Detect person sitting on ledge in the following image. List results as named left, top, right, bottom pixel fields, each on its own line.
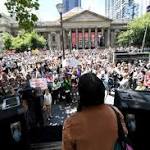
left=62, top=72, right=127, bottom=150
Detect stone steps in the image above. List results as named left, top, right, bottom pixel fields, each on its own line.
left=31, top=141, right=61, bottom=150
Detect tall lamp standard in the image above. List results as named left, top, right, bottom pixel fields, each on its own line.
left=141, top=5, right=150, bottom=52
left=56, top=3, right=65, bottom=59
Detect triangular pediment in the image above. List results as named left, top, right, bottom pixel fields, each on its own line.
left=63, top=10, right=112, bottom=23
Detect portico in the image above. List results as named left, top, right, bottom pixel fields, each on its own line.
left=62, top=9, right=113, bottom=49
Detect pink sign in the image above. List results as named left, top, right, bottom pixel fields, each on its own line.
left=72, top=32, right=76, bottom=48
left=78, top=32, right=83, bottom=48
left=91, top=32, right=95, bottom=48
left=144, top=71, right=150, bottom=88
left=30, top=78, right=48, bottom=90
left=84, top=32, right=88, bottom=48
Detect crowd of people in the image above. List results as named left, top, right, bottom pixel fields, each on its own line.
left=0, top=48, right=149, bottom=126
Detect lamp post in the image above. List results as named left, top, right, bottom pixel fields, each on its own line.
left=141, top=5, right=150, bottom=52
left=56, top=3, right=65, bottom=59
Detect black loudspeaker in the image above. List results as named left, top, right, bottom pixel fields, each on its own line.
left=0, top=104, right=29, bottom=150
left=114, top=90, right=150, bottom=150
left=114, top=89, right=150, bottom=112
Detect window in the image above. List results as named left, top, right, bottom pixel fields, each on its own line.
left=128, top=0, right=133, bottom=6
left=75, top=0, right=78, bottom=6
left=116, top=12, right=120, bottom=19
left=66, top=0, right=69, bottom=11
left=122, top=6, right=126, bottom=18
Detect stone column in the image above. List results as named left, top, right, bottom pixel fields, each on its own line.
left=57, top=32, right=61, bottom=50
left=68, top=29, right=72, bottom=50
left=101, top=28, right=104, bottom=47
left=103, top=29, right=106, bottom=47
left=88, top=28, right=91, bottom=49
left=82, top=28, right=85, bottom=49
left=113, top=29, right=120, bottom=47
left=95, top=28, right=98, bottom=48
left=70, top=29, right=72, bottom=50
left=76, top=28, right=78, bottom=49
left=111, top=30, right=115, bottom=47
left=48, top=33, right=51, bottom=50
left=107, top=28, right=111, bottom=47
left=101, top=28, right=104, bottom=36
left=63, top=30, right=67, bottom=49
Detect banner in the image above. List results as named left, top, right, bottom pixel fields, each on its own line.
left=84, top=32, right=89, bottom=48
left=72, top=32, right=76, bottom=48
left=30, top=78, right=48, bottom=90
left=91, top=32, right=95, bottom=48
left=78, top=32, right=83, bottom=48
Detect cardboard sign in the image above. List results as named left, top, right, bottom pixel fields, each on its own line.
left=68, top=58, right=79, bottom=67
left=30, top=78, right=47, bottom=90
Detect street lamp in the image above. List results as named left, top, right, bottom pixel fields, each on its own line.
left=141, top=6, right=150, bottom=52
left=56, top=3, right=65, bottom=59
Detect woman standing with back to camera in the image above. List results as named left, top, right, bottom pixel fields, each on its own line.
left=62, top=73, right=127, bottom=150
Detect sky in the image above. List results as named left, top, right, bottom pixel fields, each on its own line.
left=0, top=0, right=105, bottom=21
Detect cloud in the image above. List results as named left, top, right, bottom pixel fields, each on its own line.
left=0, top=0, right=8, bottom=14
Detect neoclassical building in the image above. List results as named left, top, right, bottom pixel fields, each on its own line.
left=0, top=8, right=128, bottom=50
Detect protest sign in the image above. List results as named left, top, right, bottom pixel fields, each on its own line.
left=30, top=78, right=48, bottom=90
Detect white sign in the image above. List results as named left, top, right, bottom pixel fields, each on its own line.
left=62, top=58, right=80, bottom=68
left=68, top=58, right=79, bottom=67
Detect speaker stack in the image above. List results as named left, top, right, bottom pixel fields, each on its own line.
left=114, top=90, right=150, bottom=150
left=0, top=96, right=29, bottom=150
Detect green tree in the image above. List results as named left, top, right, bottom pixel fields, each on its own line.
left=5, top=0, right=39, bottom=32
left=12, top=31, right=46, bottom=52
left=117, top=13, right=150, bottom=47
left=2, top=32, right=13, bottom=50
left=30, top=31, right=46, bottom=49
left=12, top=35, right=27, bottom=52
left=117, top=30, right=133, bottom=46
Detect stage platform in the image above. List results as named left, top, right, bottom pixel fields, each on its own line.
left=49, top=104, right=77, bottom=126
left=30, top=103, right=77, bottom=144
left=31, top=141, right=61, bottom=150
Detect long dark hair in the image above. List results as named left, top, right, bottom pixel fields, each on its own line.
left=77, top=73, right=105, bottom=111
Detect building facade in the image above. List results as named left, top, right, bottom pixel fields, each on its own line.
left=106, top=0, right=150, bottom=20
left=63, top=0, right=81, bottom=13
left=105, top=0, right=139, bottom=20
left=105, top=0, right=114, bottom=19
left=0, top=8, right=127, bottom=51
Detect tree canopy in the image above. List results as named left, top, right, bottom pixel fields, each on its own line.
left=2, top=31, right=46, bottom=52
left=2, top=32, right=13, bottom=50
left=5, top=0, right=39, bottom=31
left=117, top=13, right=150, bottom=47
